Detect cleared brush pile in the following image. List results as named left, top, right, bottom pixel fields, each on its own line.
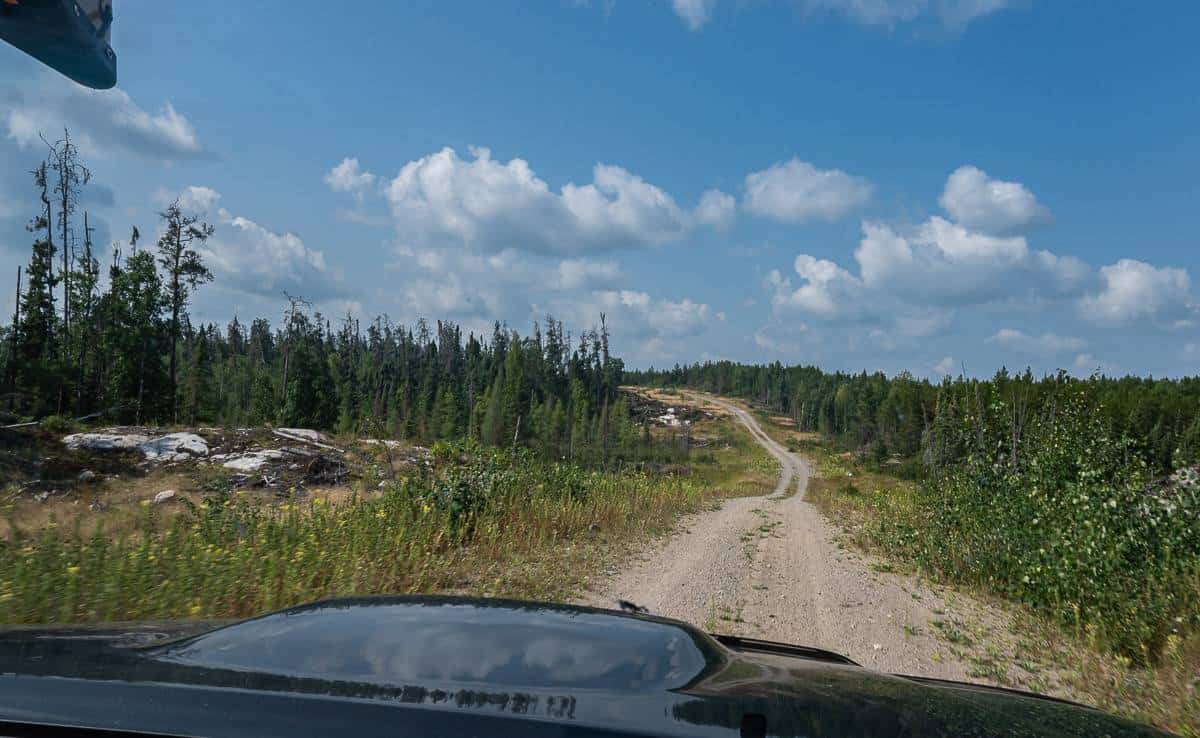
left=0, top=441, right=706, bottom=623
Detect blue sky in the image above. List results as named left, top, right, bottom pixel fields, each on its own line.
left=1, top=0, right=1198, bottom=376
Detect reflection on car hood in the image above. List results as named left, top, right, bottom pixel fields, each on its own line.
left=0, top=596, right=1171, bottom=737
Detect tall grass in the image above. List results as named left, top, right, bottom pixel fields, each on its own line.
left=0, top=442, right=706, bottom=623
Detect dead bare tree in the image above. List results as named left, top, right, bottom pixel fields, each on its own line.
left=42, top=130, right=90, bottom=348
left=279, top=292, right=311, bottom=405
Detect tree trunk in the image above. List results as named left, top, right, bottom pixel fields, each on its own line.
left=168, top=236, right=181, bottom=423
left=60, top=199, right=69, bottom=354
left=136, top=336, right=146, bottom=425
left=8, top=266, right=20, bottom=410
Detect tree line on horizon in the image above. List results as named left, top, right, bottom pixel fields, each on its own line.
left=627, top=360, right=1200, bottom=473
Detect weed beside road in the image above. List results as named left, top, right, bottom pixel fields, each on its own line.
left=0, top=442, right=713, bottom=623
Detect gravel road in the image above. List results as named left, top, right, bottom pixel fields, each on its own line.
left=580, top=394, right=1014, bottom=684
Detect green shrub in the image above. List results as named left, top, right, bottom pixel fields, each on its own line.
left=873, top=388, right=1200, bottom=661
left=40, top=415, right=77, bottom=435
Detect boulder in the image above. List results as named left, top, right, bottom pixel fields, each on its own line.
left=76, top=469, right=97, bottom=483
left=139, top=433, right=209, bottom=462
left=62, top=430, right=209, bottom=463
left=152, top=490, right=177, bottom=504
left=63, top=431, right=152, bottom=451
left=222, top=450, right=285, bottom=472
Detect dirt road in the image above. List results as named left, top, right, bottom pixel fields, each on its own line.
left=581, top=394, right=1014, bottom=684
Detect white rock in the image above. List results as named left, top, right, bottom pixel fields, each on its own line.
left=153, top=490, right=177, bottom=504
left=63, top=432, right=152, bottom=451
left=63, top=430, right=209, bottom=464
left=222, top=450, right=285, bottom=472
left=360, top=438, right=402, bottom=448
left=656, top=413, right=682, bottom=427
left=276, top=428, right=327, bottom=442
left=139, top=433, right=209, bottom=461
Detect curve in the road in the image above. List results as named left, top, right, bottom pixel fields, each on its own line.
left=580, top=392, right=1017, bottom=685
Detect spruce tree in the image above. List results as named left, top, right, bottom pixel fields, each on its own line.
left=156, top=200, right=214, bottom=422
left=17, top=163, right=60, bottom=414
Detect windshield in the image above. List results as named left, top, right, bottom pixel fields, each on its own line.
left=0, top=4, right=1196, bottom=737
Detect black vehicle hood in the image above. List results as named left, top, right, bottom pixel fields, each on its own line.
left=0, top=596, right=1169, bottom=737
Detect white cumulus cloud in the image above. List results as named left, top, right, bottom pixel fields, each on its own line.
left=743, top=158, right=872, bottom=223
left=383, top=146, right=690, bottom=255
left=776, top=216, right=1090, bottom=317
left=591, top=290, right=713, bottom=338
left=693, top=188, right=736, bottom=228
left=767, top=255, right=860, bottom=318
left=858, top=217, right=1089, bottom=304
left=157, top=186, right=342, bottom=302
left=940, top=165, right=1050, bottom=235
left=324, top=158, right=377, bottom=194
left=1078, top=259, right=1194, bottom=325
left=153, top=185, right=222, bottom=214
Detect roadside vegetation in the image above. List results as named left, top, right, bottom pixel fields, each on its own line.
left=634, top=364, right=1199, bottom=735
left=0, top=390, right=775, bottom=625
left=0, top=442, right=708, bottom=622
left=801, top=435, right=1199, bottom=736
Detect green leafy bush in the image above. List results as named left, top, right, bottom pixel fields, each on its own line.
left=875, top=387, right=1200, bottom=660
left=40, top=415, right=77, bottom=435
